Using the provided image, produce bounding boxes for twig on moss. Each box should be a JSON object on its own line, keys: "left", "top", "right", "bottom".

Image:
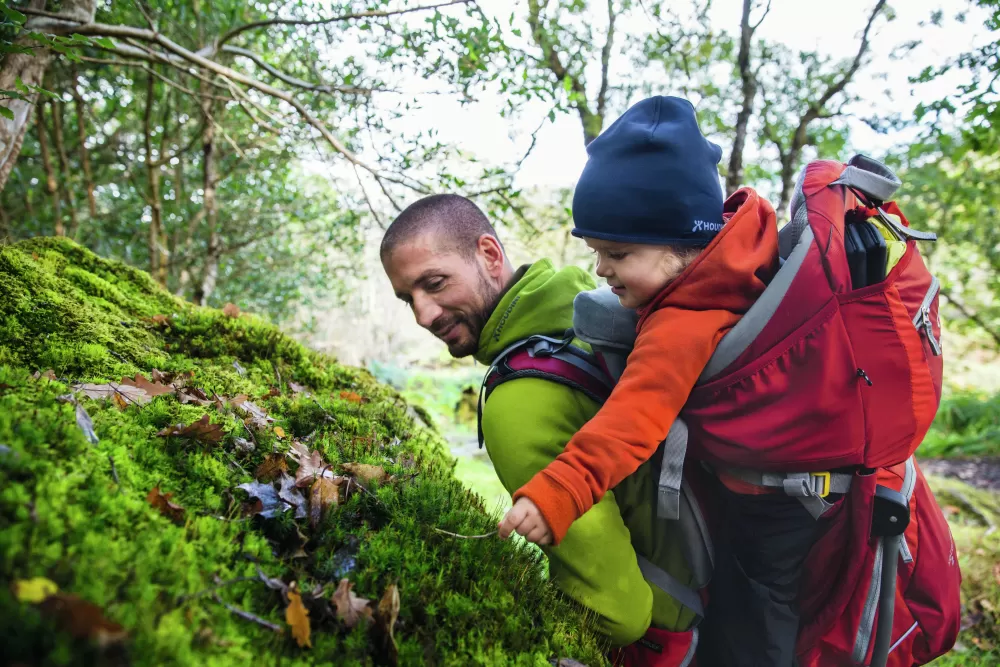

{"left": 432, "top": 527, "right": 497, "bottom": 539}
{"left": 311, "top": 396, "right": 336, "bottom": 423}
{"left": 177, "top": 576, "right": 257, "bottom": 603}
{"left": 108, "top": 454, "right": 120, "bottom": 486}
{"left": 212, "top": 592, "right": 282, "bottom": 632}
{"left": 107, "top": 349, "right": 129, "bottom": 365}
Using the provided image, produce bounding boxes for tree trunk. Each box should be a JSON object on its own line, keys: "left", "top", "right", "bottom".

{"left": 36, "top": 102, "right": 62, "bottom": 235}
{"left": 51, "top": 99, "right": 79, "bottom": 237}
{"left": 193, "top": 76, "right": 219, "bottom": 306}
{"left": 726, "top": 0, "right": 758, "bottom": 196}
{"left": 0, "top": 0, "right": 96, "bottom": 194}
{"left": 144, "top": 71, "right": 164, "bottom": 283}
{"left": 70, "top": 64, "right": 96, "bottom": 217}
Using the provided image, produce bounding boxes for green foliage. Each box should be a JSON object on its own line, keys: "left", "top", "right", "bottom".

{"left": 920, "top": 390, "right": 1000, "bottom": 458}
{"left": 0, "top": 237, "right": 606, "bottom": 665}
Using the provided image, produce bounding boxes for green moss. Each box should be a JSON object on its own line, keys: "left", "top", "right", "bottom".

{"left": 0, "top": 237, "right": 605, "bottom": 666}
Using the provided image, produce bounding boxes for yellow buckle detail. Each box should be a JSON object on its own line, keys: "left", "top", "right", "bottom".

{"left": 812, "top": 472, "right": 831, "bottom": 498}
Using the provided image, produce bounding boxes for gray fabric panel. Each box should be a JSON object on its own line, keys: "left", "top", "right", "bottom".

{"left": 831, "top": 154, "right": 901, "bottom": 202}
{"left": 698, "top": 224, "right": 815, "bottom": 384}
{"left": 657, "top": 419, "right": 689, "bottom": 521}
{"left": 679, "top": 480, "right": 714, "bottom": 588}
{"left": 572, "top": 287, "right": 639, "bottom": 350}
{"left": 780, "top": 169, "right": 810, "bottom": 259}
{"left": 636, "top": 553, "right": 705, "bottom": 618}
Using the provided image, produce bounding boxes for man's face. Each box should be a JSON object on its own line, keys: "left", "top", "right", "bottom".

{"left": 382, "top": 232, "right": 503, "bottom": 358}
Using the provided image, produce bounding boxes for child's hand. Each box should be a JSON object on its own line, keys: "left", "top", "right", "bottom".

{"left": 498, "top": 498, "right": 552, "bottom": 545}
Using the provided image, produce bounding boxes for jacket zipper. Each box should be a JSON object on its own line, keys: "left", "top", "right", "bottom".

{"left": 912, "top": 277, "right": 942, "bottom": 356}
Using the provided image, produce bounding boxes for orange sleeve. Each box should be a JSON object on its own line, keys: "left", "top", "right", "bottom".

{"left": 513, "top": 306, "right": 741, "bottom": 544}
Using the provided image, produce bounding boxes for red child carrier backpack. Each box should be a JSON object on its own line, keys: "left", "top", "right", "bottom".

{"left": 678, "top": 154, "right": 962, "bottom": 666}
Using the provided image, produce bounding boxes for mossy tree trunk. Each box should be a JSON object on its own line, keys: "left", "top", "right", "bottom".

{"left": 144, "top": 70, "right": 164, "bottom": 284}
{"left": 36, "top": 101, "right": 61, "bottom": 235}
{"left": 69, "top": 63, "right": 97, "bottom": 217}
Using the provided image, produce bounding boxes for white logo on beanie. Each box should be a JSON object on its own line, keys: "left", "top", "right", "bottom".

{"left": 692, "top": 220, "right": 724, "bottom": 233}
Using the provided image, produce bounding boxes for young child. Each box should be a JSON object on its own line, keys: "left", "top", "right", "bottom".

{"left": 497, "top": 96, "right": 814, "bottom": 666}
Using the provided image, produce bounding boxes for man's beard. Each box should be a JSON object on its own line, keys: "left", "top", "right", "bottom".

{"left": 437, "top": 271, "right": 503, "bottom": 358}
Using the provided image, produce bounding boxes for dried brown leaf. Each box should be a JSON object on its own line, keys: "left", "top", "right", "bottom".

{"left": 261, "top": 386, "right": 281, "bottom": 399}
{"left": 149, "top": 314, "right": 170, "bottom": 326}
{"left": 222, "top": 302, "right": 241, "bottom": 318}
{"left": 157, "top": 414, "right": 224, "bottom": 445}
{"left": 332, "top": 579, "right": 372, "bottom": 629}
{"left": 274, "top": 426, "right": 286, "bottom": 439}
{"left": 288, "top": 382, "right": 309, "bottom": 395}
{"left": 177, "top": 387, "right": 213, "bottom": 407}
{"left": 339, "top": 391, "right": 368, "bottom": 404}
{"left": 341, "top": 463, "right": 388, "bottom": 485}
{"left": 147, "top": 486, "right": 185, "bottom": 523}
{"left": 233, "top": 399, "right": 273, "bottom": 430}
{"left": 309, "top": 477, "right": 340, "bottom": 528}
{"left": 71, "top": 382, "right": 150, "bottom": 406}
{"left": 377, "top": 583, "right": 400, "bottom": 658}
{"left": 37, "top": 593, "right": 128, "bottom": 647}
{"left": 285, "top": 584, "right": 311, "bottom": 648}
{"left": 289, "top": 442, "right": 335, "bottom": 488}
{"left": 34, "top": 369, "right": 57, "bottom": 381}
{"left": 255, "top": 454, "right": 288, "bottom": 482}
{"left": 120, "top": 373, "right": 175, "bottom": 399}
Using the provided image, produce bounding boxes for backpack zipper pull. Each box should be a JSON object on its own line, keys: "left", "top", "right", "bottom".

{"left": 857, "top": 368, "right": 873, "bottom": 386}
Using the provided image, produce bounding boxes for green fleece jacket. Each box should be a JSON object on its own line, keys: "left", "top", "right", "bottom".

{"left": 474, "top": 259, "right": 696, "bottom": 646}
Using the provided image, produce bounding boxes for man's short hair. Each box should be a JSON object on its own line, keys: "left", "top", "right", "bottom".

{"left": 379, "top": 194, "right": 501, "bottom": 261}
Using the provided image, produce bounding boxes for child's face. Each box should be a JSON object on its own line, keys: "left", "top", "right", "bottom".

{"left": 586, "top": 238, "right": 696, "bottom": 309}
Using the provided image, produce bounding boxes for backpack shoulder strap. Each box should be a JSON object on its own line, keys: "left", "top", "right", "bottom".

{"left": 476, "top": 332, "right": 613, "bottom": 449}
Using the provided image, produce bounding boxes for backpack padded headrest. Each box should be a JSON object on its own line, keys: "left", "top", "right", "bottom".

{"left": 573, "top": 287, "right": 639, "bottom": 351}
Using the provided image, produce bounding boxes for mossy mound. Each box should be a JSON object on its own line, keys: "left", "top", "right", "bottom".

{"left": 0, "top": 237, "right": 605, "bottom": 666}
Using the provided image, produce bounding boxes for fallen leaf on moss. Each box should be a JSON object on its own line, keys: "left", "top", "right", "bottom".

{"left": 148, "top": 314, "right": 170, "bottom": 326}
{"left": 285, "top": 583, "right": 311, "bottom": 648}
{"left": 289, "top": 441, "right": 336, "bottom": 488}
{"left": 147, "top": 486, "right": 185, "bottom": 523}
{"left": 75, "top": 402, "right": 99, "bottom": 444}
{"left": 120, "top": 373, "right": 175, "bottom": 398}
{"left": 261, "top": 386, "right": 281, "bottom": 399}
{"left": 339, "top": 391, "right": 368, "bottom": 404}
{"left": 377, "top": 583, "right": 400, "bottom": 658}
{"left": 37, "top": 593, "right": 128, "bottom": 647}
{"left": 13, "top": 577, "right": 59, "bottom": 603}
{"left": 233, "top": 437, "right": 255, "bottom": 454}
{"left": 222, "top": 302, "right": 241, "bottom": 318}
{"left": 33, "top": 369, "right": 57, "bottom": 381}
{"left": 274, "top": 426, "right": 286, "bottom": 439}
{"left": 233, "top": 360, "right": 246, "bottom": 376}
{"left": 157, "top": 415, "right": 224, "bottom": 445}
{"left": 309, "top": 477, "right": 340, "bottom": 528}
{"left": 255, "top": 454, "right": 288, "bottom": 481}
{"left": 288, "top": 382, "right": 309, "bottom": 395}
{"left": 332, "top": 578, "right": 372, "bottom": 628}
{"left": 233, "top": 398, "right": 273, "bottom": 430}
{"left": 278, "top": 473, "right": 308, "bottom": 519}
{"left": 71, "top": 382, "right": 150, "bottom": 406}
{"left": 177, "top": 386, "right": 213, "bottom": 407}
{"left": 342, "top": 463, "right": 388, "bottom": 485}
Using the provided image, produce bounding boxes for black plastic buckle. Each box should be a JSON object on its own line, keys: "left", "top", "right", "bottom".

{"left": 871, "top": 485, "right": 910, "bottom": 538}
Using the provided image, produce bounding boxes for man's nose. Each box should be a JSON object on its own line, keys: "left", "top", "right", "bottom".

{"left": 412, "top": 293, "right": 443, "bottom": 330}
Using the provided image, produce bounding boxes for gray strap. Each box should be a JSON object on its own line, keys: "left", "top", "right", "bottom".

{"left": 657, "top": 420, "right": 688, "bottom": 520}
{"left": 831, "top": 154, "right": 901, "bottom": 202}
{"left": 678, "top": 480, "right": 714, "bottom": 587}
{"left": 680, "top": 628, "right": 699, "bottom": 667}
{"left": 636, "top": 554, "right": 704, "bottom": 619}
{"left": 699, "top": 224, "right": 814, "bottom": 384}
{"left": 718, "top": 468, "right": 852, "bottom": 519}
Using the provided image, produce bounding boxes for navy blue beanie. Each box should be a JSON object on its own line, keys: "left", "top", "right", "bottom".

{"left": 571, "top": 96, "right": 725, "bottom": 246}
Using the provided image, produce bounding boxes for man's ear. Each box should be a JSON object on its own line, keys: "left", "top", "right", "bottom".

{"left": 476, "top": 234, "right": 506, "bottom": 278}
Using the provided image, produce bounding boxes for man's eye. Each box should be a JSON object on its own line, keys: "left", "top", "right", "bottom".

{"left": 426, "top": 279, "right": 445, "bottom": 292}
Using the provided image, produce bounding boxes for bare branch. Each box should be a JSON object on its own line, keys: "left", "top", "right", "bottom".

{"left": 217, "top": 0, "right": 472, "bottom": 47}
{"left": 750, "top": 0, "right": 772, "bottom": 30}
{"left": 20, "top": 6, "right": 84, "bottom": 22}
{"left": 221, "top": 46, "right": 376, "bottom": 96}
{"left": 77, "top": 56, "right": 233, "bottom": 102}
{"left": 596, "top": 0, "right": 616, "bottom": 123}
{"left": 811, "top": 0, "right": 887, "bottom": 115}
{"left": 353, "top": 163, "right": 385, "bottom": 228}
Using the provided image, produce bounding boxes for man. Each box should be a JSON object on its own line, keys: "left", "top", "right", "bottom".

{"left": 380, "top": 193, "right": 701, "bottom": 666}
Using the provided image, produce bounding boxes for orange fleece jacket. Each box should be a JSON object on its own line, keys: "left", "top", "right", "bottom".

{"left": 513, "top": 188, "right": 779, "bottom": 544}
